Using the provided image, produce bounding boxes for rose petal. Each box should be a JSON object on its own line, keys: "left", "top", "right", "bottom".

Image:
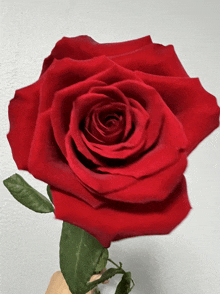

{"left": 96, "top": 80, "right": 188, "bottom": 177}
{"left": 51, "top": 79, "right": 107, "bottom": 157}
{"left": 28, "top": 110, "right": 103, "bottom": 208}
{"left": 39, "top": 56, "right": 114, "bottom": 113}
{"left": 65, "top": 132, "right": 137, "bottom": 194}
{"left": 7, "top": 80, "right": 42, "bottom": 169}
{"left": 88, "top": 63, "right": 139, "bottom": 86}
{"left": 111, "top": 43, "right": 188, "bottom": 77}
{"left": 100, "top": 151, "right": 187, "bottom": 203}
{"left": 69, "top": 92, "right": 113, "bottom": 165}
{"left": 80, "top": 82, "right": 152, "bottom": 160}
{"left": 137, "top": 72, "right": 220, "bottom": 153}
{"left": 110, "top": 80, "right": 165, "bottom": 150}
{"left": 41, "top": 35, "right": 153, "bottom": 74}
{"left": 52, "top": 176, "right": 191, "bottom": 248}
{"left": 96, "top": 108, "right": 187, "bottom": 178}
{"left": 88, "top": 85, "right": 132, "bottom": 140}
{"left": 81, "top": 102, "right": 149, "bottom": 160}
{"left": 86, "top": 102, "right": 126, "bottom": 144}
{"left": 69, "top": 85, "right": 132, "bottom": 148}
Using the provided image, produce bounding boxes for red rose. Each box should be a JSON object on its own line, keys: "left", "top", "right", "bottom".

{"left": 8, "top": 36, "right": 219, "bottom": 247}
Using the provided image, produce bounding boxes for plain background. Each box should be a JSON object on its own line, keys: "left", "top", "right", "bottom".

{"left": 0, "top": 0, "right": 220, "bottom": 293}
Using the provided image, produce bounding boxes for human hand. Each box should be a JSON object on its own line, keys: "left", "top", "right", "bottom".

{"left": 45, "top": 269, "right": 108, "bottom": 294}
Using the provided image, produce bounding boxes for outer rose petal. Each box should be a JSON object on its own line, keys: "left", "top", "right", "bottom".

{"left": 52, "top": 176, "right": 191, "bottom": 248}
{"left": 137, "top": 72, "right": 220, "bottom": 153}
{"left": 39, "top": 56, "right": 114, "bottom": 113}
{"left": 41, "top": 35, "right": 153, "bottom": 74}
{"left": 7, "top": 80, "right": 42, "bottom": 169}
{"left": 111, "top": 43, "right": 188, "bottom": 77}
{"left": 100, "top": 151, "right": 187, "bottom": 203}
{"left": 41, "top": 36, "right": 188, "bottom": 78}
{"left": 113, "top": 79, "right": 187, "bottom": 151}
{"left": 65, "top": 132, "right": 137, "bottom": 195}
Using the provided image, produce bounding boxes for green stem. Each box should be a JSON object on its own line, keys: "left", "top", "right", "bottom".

{"left": 108, "top": 258, "right": 135, "bottom": 291}
{"left": 108, "top": 258, "right": 124, "bottom": 271}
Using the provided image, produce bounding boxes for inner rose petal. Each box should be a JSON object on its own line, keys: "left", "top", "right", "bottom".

{"left": 69, "top": 92, "right": 113, "bottom": 165}
{"left": 84, "top": 102, "right": 127, "bottom": 145}
{"left": 69, "top": 85, "right": 134, "bottom": 163}
{"left": 50, "top": 79, "right": 107, "bottom": 157}
{"left": 96, "top": 110, "right": 187, "bottom": 178}
{"left": 81, "top": 100, "right": 149, "bottom": 160}
{"left": 94, "top": 82, "right": 187, "bottom": 178}
{"left": 114, "top": 80, "right": 166, "bottom": 150}
{"left": 86, "top": 64, "right": 139, "bottom": 86}
{"left": 88, "top": 85, "right": 132, "bottom": 139}
{"left": 65, "top": 132, "right": 137, "bottom": 195}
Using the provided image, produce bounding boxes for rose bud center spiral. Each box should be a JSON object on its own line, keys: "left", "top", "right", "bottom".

{"left": 84, "top": 102, "right": 127, "bottom": 145}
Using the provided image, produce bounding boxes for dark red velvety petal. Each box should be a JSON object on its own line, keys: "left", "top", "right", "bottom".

{"left": 39, "top": 56, "right": 114, "bottom": 113}
{"left": 28, "top": 110, "right": 103, "bottom": 208}
{"left": 84, "top": 102, "right": 126, "bottom": 145}
{"left": 97, "top": 109, "right": 187, "bottom": 178}
{"left": 87, "top": 85, "right": 132, "bottom": 141}
{"left": 65, "top": 132, "right": 137, "bottom": 195}
{"left": 95, "top": 80, "right": 187, "bottom": 177}
{"left": 51, "top": 79, "right": 107, "bottom": 158}
{"left": 99, "top": 151, "right": 187, "bottom": 203}
{"left": 111, "top": 43, "right": 188, "bottom": 77}
{"left": 68, "top": 85, "right": 133, "bottom": 163}
{"left": 7, "top": 80, "right": 42, "bottom": 170}
{"left": 137, "top": 72, "right": 220, "bottom": 153}
{"left": 114, "top": 80, "right": 182, "bottom": 150}
{"left": 41, "top": 35, "right": 153, "bottom": 74}
{"left": 89, "top": 63, "right": 140, "bottom": 86}
{"left": 52, "top": 176, "right": 191, "bottom": 248}
{"left": 69, "top": 93, "right": 113, "bottom": 165}
{"left": 63, "top": 69, "right": 187, "bottom": 196}
{"left": 80, "top": 98, "right": 149, "bottom": 160}
{"left": 65, "top": 118, "right": 187, "bottom": 202}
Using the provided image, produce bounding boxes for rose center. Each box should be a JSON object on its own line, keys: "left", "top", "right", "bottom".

{"left": 83, "top": 102, "right": 128, "bottom": 145}
{"left": 102, "top": 113, "right": 122, "bottom": 128}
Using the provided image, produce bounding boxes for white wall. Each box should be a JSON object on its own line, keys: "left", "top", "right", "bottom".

{"left": 1, "top": 0, "right": 220, "bottom": 293}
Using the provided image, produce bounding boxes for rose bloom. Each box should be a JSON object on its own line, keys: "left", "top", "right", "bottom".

{"left": 8, "top": 36, "right": 219, "bottom": 247}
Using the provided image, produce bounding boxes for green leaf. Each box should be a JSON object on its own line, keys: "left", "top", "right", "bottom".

{"left": 47, "top": 185, "right": 53, "bottom": 203}
{"left": 94, "top": 248, "right": 109, "bottom": 274}
{"left": 115, "top": 272, "right": 132, "bottom": 294}
{"left": 86, "top": 267, "right": 124, "bottom": 292}
{"left": 3, "top": 174, "right": 54, "bottom": 213}
{"left": 60, "top": 222, "right": 106, "bottom": 294}
{"left": 94, "top": 288, "right": 101, "bottom": 294}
